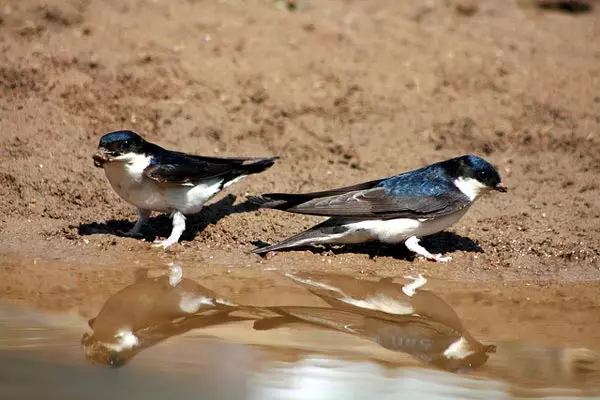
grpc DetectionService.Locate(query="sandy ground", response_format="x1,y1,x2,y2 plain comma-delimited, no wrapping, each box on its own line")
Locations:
0,0,599,358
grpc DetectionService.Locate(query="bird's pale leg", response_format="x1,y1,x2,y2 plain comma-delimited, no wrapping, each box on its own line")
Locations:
119,208,151,238
404,236,451,263
153,211,186,249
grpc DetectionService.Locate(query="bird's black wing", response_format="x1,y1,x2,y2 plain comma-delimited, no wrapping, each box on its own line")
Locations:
254,185,470,220
143,150,278,185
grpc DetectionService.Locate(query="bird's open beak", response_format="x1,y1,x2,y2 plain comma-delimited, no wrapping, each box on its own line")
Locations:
495,183,508,192
93,148,112,168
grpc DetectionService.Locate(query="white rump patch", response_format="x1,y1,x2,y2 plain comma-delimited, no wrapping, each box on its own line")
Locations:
183,179,223,210
223,175,247,188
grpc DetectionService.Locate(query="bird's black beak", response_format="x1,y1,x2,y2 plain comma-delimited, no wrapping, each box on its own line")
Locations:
93,148,112,168
495,183,507,192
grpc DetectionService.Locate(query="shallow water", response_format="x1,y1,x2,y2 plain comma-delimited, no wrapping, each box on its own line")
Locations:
0,256,599,399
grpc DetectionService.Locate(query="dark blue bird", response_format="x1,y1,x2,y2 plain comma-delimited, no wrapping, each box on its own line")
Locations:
250,155,506,262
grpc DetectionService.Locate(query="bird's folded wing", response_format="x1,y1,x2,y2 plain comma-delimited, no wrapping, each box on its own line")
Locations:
143,153,277,184
143,162,232,184
261,186,471,219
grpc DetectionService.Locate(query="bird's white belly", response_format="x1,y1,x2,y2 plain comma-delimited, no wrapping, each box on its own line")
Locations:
345,207,471,244
103,162,222,214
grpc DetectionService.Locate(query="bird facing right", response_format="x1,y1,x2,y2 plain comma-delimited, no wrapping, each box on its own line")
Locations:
250,154,507,262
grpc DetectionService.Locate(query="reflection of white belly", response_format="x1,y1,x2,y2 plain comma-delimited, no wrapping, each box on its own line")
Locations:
338,207,471,244
103,162,222,214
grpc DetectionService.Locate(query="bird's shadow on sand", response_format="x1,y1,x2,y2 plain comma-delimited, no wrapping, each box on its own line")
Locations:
78,194,257,243
251,231,483,261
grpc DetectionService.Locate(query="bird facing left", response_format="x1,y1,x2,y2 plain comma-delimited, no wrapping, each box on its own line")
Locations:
92,130,279,249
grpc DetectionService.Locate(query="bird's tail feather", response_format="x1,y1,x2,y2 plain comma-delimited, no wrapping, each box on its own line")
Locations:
247,195,273,207
247,193,315,210
251,230,327,254
253,315,299,331
253,306,367,333
250,222,349,254
222,157,278,187
237,156,279,176
248,179,382,210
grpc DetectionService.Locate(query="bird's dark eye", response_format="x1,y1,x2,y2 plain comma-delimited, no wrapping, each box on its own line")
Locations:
477,170,488,180
122,140,130,148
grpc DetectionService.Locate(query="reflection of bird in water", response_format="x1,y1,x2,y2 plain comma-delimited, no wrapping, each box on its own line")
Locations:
81,265,494,372
81,263,256,367
253,272,496,372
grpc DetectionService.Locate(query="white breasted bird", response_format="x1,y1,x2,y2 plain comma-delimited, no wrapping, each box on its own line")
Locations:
93,130,278,248
250,155,506,262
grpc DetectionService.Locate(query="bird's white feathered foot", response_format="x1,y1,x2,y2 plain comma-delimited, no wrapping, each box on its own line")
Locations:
153,211,186,249
118,208,151,239
404,236,452,263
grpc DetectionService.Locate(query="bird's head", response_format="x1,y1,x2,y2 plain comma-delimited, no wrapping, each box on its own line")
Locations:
448,155,507,200
93,130,148,168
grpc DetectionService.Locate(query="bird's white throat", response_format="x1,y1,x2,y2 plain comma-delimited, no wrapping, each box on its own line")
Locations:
102,153,153,190
99,329,140,352
111,152,152,176
453,177,490,201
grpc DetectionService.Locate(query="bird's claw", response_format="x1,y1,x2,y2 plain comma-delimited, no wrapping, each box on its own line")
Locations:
416,253,452,263
432,254,452,263
152,239,175,249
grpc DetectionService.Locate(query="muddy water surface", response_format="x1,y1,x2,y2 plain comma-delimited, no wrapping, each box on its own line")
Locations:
1,254,599,399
